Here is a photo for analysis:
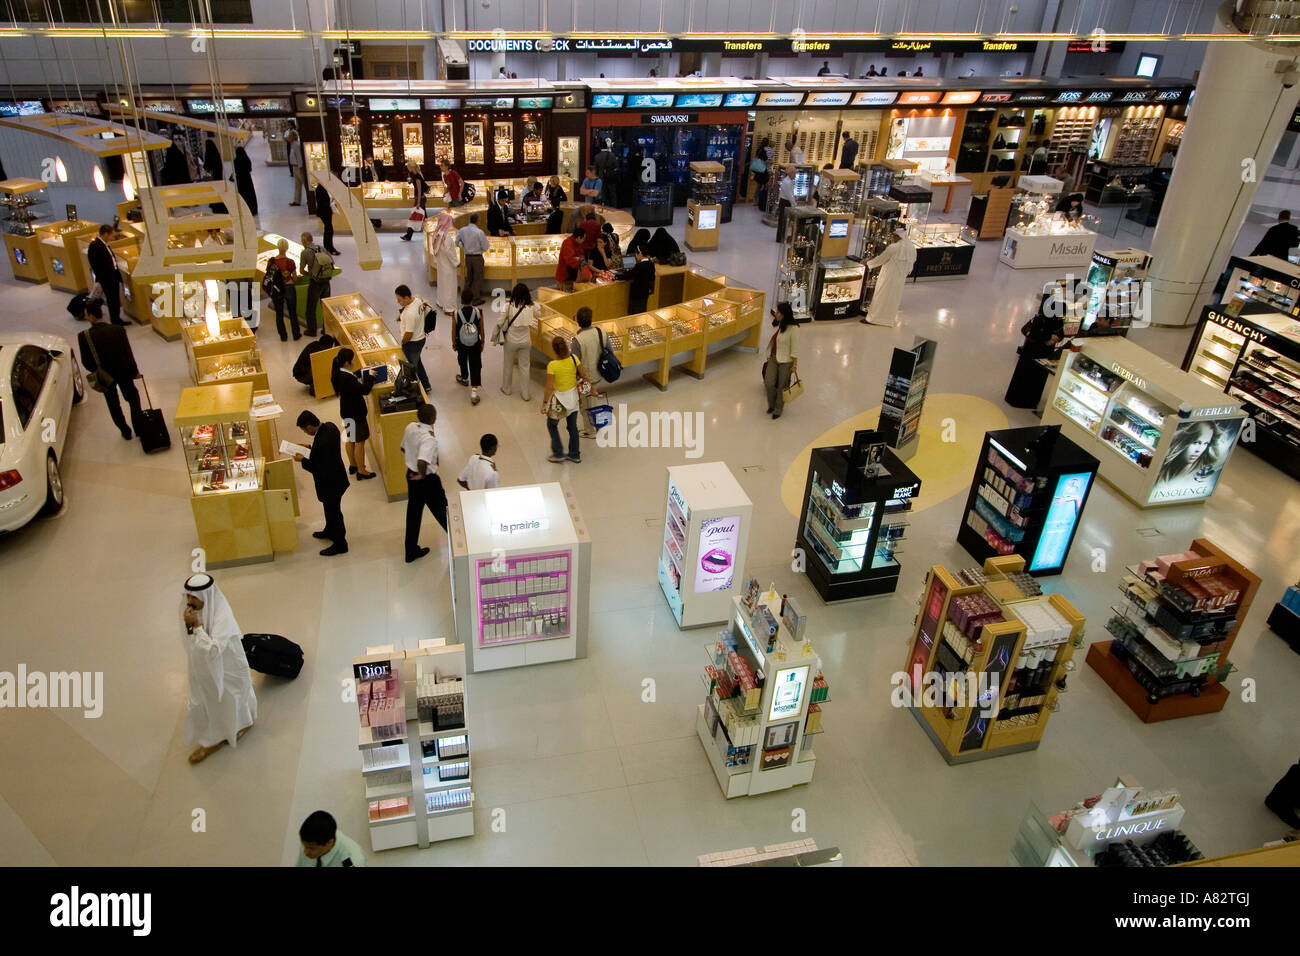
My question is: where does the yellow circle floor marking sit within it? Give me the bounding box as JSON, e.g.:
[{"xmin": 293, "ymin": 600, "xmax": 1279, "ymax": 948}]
[{"xmin": 780, "ymin": 393, "xmax": 1010, "ymax": 518}]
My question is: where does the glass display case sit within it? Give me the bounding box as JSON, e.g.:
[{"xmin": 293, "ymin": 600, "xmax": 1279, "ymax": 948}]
[
  {"xmin": 464, "ymin": 120, "xmax": 485, "ymax": 164},
  {"xmin": 889, "ymin": 183, "xmax": 932, "ymax": 239},
  {"xmin": 371, "ymin": 124, "xmax": 393, "ymax": 165},
  {"xmin": 493, "ymin": 121, "xmax": 514, "ymax": 164},
  {"xmin": 181, "ymin": 415, "xmax": 263, "ymax": 496},
  {"xmin": 817, "ymin": 260, "xmax": 865, "ymax": 320},
  {"xmin": 513, "ymin": 234, "xmax": 564, "ymax": 269},
  {"xmin": 194, "ymin": 347, "xmax": 268, "ymax": 391},
  {"xmin": 634, "ymin": 183, "xmax": 674, "ymax": 228},
  {"xmin": 691, "ymin": 164, "xmax": 723, "ymax": 205},
  {"xmin": 522, "ymin": 117, "xmax": 544, "ymax": 164},
  {"xmin": 818, "ymin": 169, "xmax": 860, "ymax": 215},
  {"xmin": 915, "ymin": 224, "xmax": 976, "ymax": 249},
  {"xmin": 695, "ymin": 296, "xmax": 738, "ymax": 335},
  {"xmin": 432, "ymin": 120, "xmax": 454, "ymax": 167},
  {"xmin": 657, "ymin": 305, "xmax": 705, "ymax": 350},
  {"xmin": 911, "ymin": 223, "xmax": 978, "ymax": 280},
  {"xmin": 340, "ymin": 119, "xmax": 362, "ymax": 168},
  {"xmin": 557, "ymin": 136, "xmax": 580, "ymax": 180},
  {"xmin": 777, "ymin": 208, "xmax": 826, "ymax": 321},
  {"xmin": 1, "ymin": 183, "xmax": 46, "ymax": 237},
  {"xmin": 483, "ymin": 236, "xmax": 513, "ymax": 278},
  {"xmin": 401, "ymin": 122, "xmax": 424, "ymax": 168},
  {"xmin": 623, "ymin": 312, "xmax": 668, "ymax": 361},
  {"xmin": 856, "ymin": 197, "xmax": 900, "ymax": 263}
]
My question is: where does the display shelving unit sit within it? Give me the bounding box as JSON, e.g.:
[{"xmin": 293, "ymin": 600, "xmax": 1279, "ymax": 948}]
[
  {"xmin": 796, "ymin": 433, "xmax": 921, "ymax": 602},
  {"xmin": 903, "ymin": 555, "xmax": 1084, "ymax": 764},
  {"xmin": 1216, "ymin": 255, "xmax": 1300, "ymax": 317},
  {"xmin": 777, "ymin": 206, "xmax": 826, "ymax": 321},
  {"xmin": 685, "ymin": 160, "xmax": 724, "ymax": 252},
  {"xmin": 658, "ymin": 462, "xmax": 753, "ymax": 629},
  {"xmin": 1, "ymin": 177, "xmax": 49, "ymax": 282},
  {"xmin": 876, "ymin": 338, "xmax": 937, "ymax": 461},
  {"xmin": 1042, "ymin": 337, "xmax": 1246, "ymax": 508},
  {"xmin": 957, "ymin": 425, "xmax": 1099, "ymax": 577},
  {"xmin": 697, "ymin": 591, "xmax": 829, "ymax": 798},
  {"xmin": 1182, "ymin": 302, "xmax": 1300, "ymax": 481},
  {"xmin": 1086, "ymin": 538, "xmax": 1260, "ymax": 722},
  {"xmin": 447, "ymin": 482, "xmax": 592, "ymax": 673},
  {"xmin": 354, "ymin": 642, "xmax": 473, "ymax": 852}
]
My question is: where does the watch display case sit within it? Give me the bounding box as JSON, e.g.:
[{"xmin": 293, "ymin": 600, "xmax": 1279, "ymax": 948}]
[
  {"xmin": 493, "ymin": 121, "xmax": 513, "ymax": 164},
  {"xmin": 691, "ymin": 162, "xmax": 724, "ymax": 205},
  {"xmin": 402, "ymin": 121, "xmax": 424, "ymax": 168},
  {"xmin": 889, "ymin": 183, "xmax": 932, "ymax": 239},
  {"xmin": 1183, "ymin": 303, "xmax": 1300, "ymax": 481},
  {"xmin": 903, "ymin": 556, "xmax": 1084, "ymax": 764},
  {"xmin": 182, "ymin": 413, "xmax": 262, "ymax": 496},
  {"xmin": 521, "ymin": 118, "xmax": 544, "ymax": 164},
  {"xmin": 1043, "ymin": 338, "xmax": 1246, "ymax": 508},
  {"xmin": 911, "ymin": 223, "xmax": 978, "ymax": 279},
  {"xmin": 817, "ymin": 168, "xmax": 860, "ymax": 215},
  {"xmin": 431, "ymin": 120, "xmax": 454, "ymax": 167},
  {"xmin": 193, "ymin": 347, "xmax": 268, "ymax": 391},
  {"xmin": 557, "ymin": 136, "xmax": 580, "ymax": 179},
  {"xmin": 464, "ymin": 119, "xmax": 485, "ymax": 165},
  {"xmin": 816, "ymin": 260, "xmax": 865, "ymax": 320},
  {"xmin": 777, "ymin": 207, "xmax": 825, "ymax": 321},
  {"xmin": 796, "ymin": 439, "xmax": 921, "ymax": 602},
  {"xmin": 511, "ymin": 234, "xmax": 565, "ymax": 279},
  {"xmin": 339, "ymin": 120, "xmax": 362, "ymax": 168},
  {"xmin": 371, "ymin": 124, "xmax": 394, "ymax": 165}
]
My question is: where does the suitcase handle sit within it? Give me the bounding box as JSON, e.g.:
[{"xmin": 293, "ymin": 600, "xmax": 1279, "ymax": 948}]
[{"xmin": 137, "ymin": 374, "xmax": 156, "ymax": 411}]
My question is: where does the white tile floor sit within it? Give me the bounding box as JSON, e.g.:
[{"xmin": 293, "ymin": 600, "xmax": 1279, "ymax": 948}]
[{"xmin": 1, "ymin": 138, "xmax": 1297, "ymax": 867}]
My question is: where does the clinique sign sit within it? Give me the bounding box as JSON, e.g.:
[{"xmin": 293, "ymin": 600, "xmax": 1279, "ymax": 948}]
[{"xmin": 1094, "ymin": 818, "xmax": 1167, "ymax": 841}]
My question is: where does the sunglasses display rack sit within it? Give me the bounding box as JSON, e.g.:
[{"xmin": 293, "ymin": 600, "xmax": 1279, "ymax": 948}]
[{"xmin": 355, "ymin": 642, "xmax": 474, "ymax": 851}]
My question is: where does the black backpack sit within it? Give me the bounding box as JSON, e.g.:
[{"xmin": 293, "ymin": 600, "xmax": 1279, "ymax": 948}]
[{"xmin": 261, "ymin": 264, "xmax": 284, "ymax": 298}]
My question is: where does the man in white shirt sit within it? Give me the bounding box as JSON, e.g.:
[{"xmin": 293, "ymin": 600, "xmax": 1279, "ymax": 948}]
[
  {"xmin": 455, "ymin": 213, "xmax": 490, "ymax": 304},
  {"xmin": 457, "ymin": 434, "xmax": 499, "ymax": 490},
  {"xmin": 401, "ymin": 403, "xmax": 446, "ymax": 563},
  {"xmin": 296, "ymin": 811, "xmax": 366, "ymax": 867},
  {"xmin": 394, "ymin": 283, "xmax": 432, "ymax": 393},
  {"xmin": 789, "ymin": 141, "xmax": 806, "ymax": 167},
  {"xmin": 775, "ymin": 168, "xmax": 797, "ymax": 244}
]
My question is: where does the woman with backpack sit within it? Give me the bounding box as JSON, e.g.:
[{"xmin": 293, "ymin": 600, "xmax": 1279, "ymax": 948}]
[
  {"xmin": 495, "ymin": 283, "xmax": 541, "ymax": 402},
  {"xmin": 453, "ymin": 289, "xmax": 485, "ymax": 405},
  {"xmin": 751, "ymin": 137, "xmax": 773, "ymax": 209}
]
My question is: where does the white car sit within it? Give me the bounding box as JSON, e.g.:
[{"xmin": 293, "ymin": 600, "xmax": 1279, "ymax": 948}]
[{"xmin": 0, "ymin": 332, "xmax": 83, "ymax": 532}]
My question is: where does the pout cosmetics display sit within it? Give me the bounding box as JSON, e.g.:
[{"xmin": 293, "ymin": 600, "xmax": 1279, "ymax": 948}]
[
  {"xmin": 354, "ymin": 642, "xmax": 473, "ymax": 852},
  {"xmin": 447, "ymin": 483, "xmax": 591, "ymax": 673},
  {"xmin": 903, "ymin": 555, "xmax": 1084, "ymax": 764},
  {"xmin": 1086, "ymin": 538, "xmax": 1260, "ymax": 722},
  {"xmin": 697, "ymin": 587, "xmax": 830, "ymax": 798},
  {"xmin": 658, "ymin": 462, "xmax": 753, "ymax": 629}
]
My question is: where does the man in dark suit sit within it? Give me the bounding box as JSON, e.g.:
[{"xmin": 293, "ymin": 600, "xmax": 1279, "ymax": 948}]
[
  {"xmin": 617, "ymin": 248, "xmax": 656, "ymax": 315},
  {"xmin": 77, "ymin": 300, "xmax": 141, "ymax": 441},
  {"xmin": 1251, "ymin": 209, "xmax": 1300, "ymax": 262},
  {"xmin": 295, "ymin": 410, "xmax": 350, "ymax": 556},
  {"xmin": 839, "ymin": 131, "xmax": 859, "ymax": 170},
  {"xmin": 87, "ymin": 224, "xmax": 127, "ymax": 325},
  {"xmin": 487, "ymin": 190, "xmax": 514, "ymax": 237}
]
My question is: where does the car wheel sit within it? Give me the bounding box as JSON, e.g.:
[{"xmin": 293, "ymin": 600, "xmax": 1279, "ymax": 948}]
[
  {"xmin": 72, "ymin": 356, "xmax": 86, "ymax": 404},
  {"xmin": 39, "ymin": 452, "xmax": 64, "ymax": 516}
]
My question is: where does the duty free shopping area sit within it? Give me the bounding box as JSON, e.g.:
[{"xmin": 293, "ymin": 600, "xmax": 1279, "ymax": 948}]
[{"xmin": 0, "ymin": 1, "xmax": 1299, "ymax": 899}]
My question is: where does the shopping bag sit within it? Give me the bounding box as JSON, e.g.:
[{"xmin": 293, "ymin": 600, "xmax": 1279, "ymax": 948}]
[
  {"xmin": 784, "ymin": 371, "xmax": 804, "ymax": 404},
  {"xmin": 588, "ymin": 404, "xmax": 614, "ymax": 430}
]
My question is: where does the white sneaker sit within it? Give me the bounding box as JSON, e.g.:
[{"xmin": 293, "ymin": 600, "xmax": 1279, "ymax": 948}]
[{"xmin": 470, "ymin": 388, "xmax": 480, "ymax": 405}]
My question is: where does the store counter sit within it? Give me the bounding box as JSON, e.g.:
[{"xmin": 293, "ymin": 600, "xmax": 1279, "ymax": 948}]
[
  {"xmin": 35, "ymin": 220, "xmax": 99, "ymax": 292},
  {"xmin": 999, "ymin": 224, "xmax": 1097, "ymax": 270},
  {"xmin": 534, "ymin": 267, "xmax": 764, "ymax": 390},
  {"xmin": 1042, "ymin": 337, "xmax": 1245, "ymax": 508}
]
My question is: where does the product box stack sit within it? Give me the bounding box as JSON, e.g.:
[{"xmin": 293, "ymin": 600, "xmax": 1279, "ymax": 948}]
[{"xmin": 358, "ymin": 673, "xmax": 405, "ymax": 740}]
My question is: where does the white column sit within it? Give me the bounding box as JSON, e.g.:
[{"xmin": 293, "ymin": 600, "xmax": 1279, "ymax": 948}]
[{"xmin": 1146, "ymin": 2, "xmax": 1300, "ymax": 327}]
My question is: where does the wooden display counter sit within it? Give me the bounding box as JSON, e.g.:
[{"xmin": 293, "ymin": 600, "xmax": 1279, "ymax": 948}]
[
  {"xmin": 73, "ymin": 223, "xmax": 147, "ymax": 322},
  {"xmin": 192, "ymin": 346, "xmax": 269, "ymax": 391},
  {"xmin": 35, "ymin": 220, "xmax": 98, "ymax": 292},
  {"xmin": 0, "ymin": 177, "xmax": 48, "ymax": 282},
  {"xmin": 533, "ymin": 266, "xmax": 764, "ymax": 390},
  {"xmin": 903, "ymin": 556, "xmax": 1083, "ymax": 764},
  {"xmin": 4, "ymin": 231, "xmax": 45, "ymax": 282},
  {"xmin": 184, "ymin": 316, "xmax": 256, "ymax": 365},
  {"xmin": 174, "ymin": 382, "xmax": 298, "ymax": 567},
  {"xmin": 322, "ymin": 292, "xmax": 428, "ymax": 501}
]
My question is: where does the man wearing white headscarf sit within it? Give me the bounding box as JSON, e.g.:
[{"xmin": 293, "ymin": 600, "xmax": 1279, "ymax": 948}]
[
  {"xmin": 861, "ymin": 225, "xmax": 917, "ymax": 328},
  {"xmin": 182, "ymin": 573, "xmax": 257, "ymax": 764},
  {"xmin": 429, "ymin": 211, "xmax": 459, "ymax": 320}
]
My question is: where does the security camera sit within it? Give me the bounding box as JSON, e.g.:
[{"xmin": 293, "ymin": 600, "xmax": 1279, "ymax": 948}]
[{"xmin": 1286, "ymin": 71, "xmax": 1299, "ymax": 88}]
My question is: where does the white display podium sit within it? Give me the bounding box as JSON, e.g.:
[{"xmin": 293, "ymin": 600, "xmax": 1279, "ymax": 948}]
[
  {"xmin": 448, "ymin": 482, "xmax": 592, "ymax": 672},
  {"xmin": 1017, "ymin": 174, "xmax": 1065, "ymax": 195},
  {"xmin": 658, "ymin": 462, "xmax": 753, "ymax": 628},
  {"xmin": 999, "ymin": 225, "xmax": 1098, "ymax": 270}
]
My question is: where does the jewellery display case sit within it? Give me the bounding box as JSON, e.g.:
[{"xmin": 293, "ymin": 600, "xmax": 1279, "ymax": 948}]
[
  {"xmin": 1086, "ymin": 539, "xmax": 1260, "ymax": 722},
  {"xmin": 371, "ymin": 124, "xmax": 394, "ymax": 165},
  {"xmin": 686, "ymin": 160, "xmax": 724, "ymax": 252},
  {"xmin": 322, "ymin": 292, "xmax": 427, "ymax": 500},
  {"xmin": 634, "ymin": 182, "xmax": 674, "ymax": 227},
  {"xmin": 192, "ymin": 346, "xmax": 269, "ymax": 391},
  {"xmin": 430, "ymin": 119, "xmax": 454, "ymax": 167},
  {"xmin": 35, "ymin": 219, "xmax": 98, "ymax": 292},
  {"xmin": 912, "ymin": 223, "xmax": 977, "ymax": 279},
  {"xmin": 1, "ymin": 178, "xmax": 49, "ymax": 282},
  {"xmin": 761, "ymin": 163, "xmax": 816, "ymax": 226},
  {"xmin": 1182, "ymin": 303, "xmax": 1300, "ymax": 481},
  {"xmin": 796, "ymin": 435, "xmax": 921, "ymax": 602},
  {"xmin": 492, "ymin": 121, "xmax": 513, "ymax": 164},
  {"xmin": 354, "ymin": 643, "xmax": 474, "ymax": 852},
  {"xmin": 521, "ymin": 117, "xmax": 544, "ymax": 164},
  {"xmin": 777, "ymin": 207, "xmax": 826, "ymax": 321},
  {"xmin": 1042, "ymin": 337, "xmax": 1246, "ymax": 508},
  {"xmin": 339, "ymin": 119, "xmax": 362, "ymax": 169},
  {"xmin": 482, "ymin": 235, "xmax": 514, "ymax": 280},
  {"xmin": 463, "ymin": 120, "xmax": 485, "ymax": 165},
  {"xmin": 658, "ymin": 462, "xmax": 753, "ymax": 628},
  {"xmin": 511, "ymin": 234, "xmax": 565, "ymax": 281},
  {"xmin": 999, "ymin": 180, "xmax": 1098, "ymax": 269},
  {"xmin": 173, "ymin": 382, "xmax": 298, "ymax": 565},
  {"xmin": 903, "ymin": 555, "xmax": 1084, "ymax": 764},
  {"xmin": 816, "ymin": 260, "xmax": 866, "ymax": 320},
  {"xmin": 957, "ymin": 426, "xmax": 1100, "ymax": 577},
  {"xmin": 402, "ymin": 121, "xmax": 424, "ymax": 168},
  {"xmin": 557, "ymin": 136, "xmax": 580, "ymax": 180},
  {"xmin": 352, "ymin": 180, "xmax": 415, "ymax": 224},
  {"xmin": 697, "ymin": 590, "xmax": 830, "ymax": 797},
  {"xmin": 889, "ymin": 182, "xmax": 932, "ymax": 239},
  {"xmin": 817, "ymin": 168, "xmax": 860, "ymax": 215},
  {"xmin": 183, "ymin": 315, "xmax": 256, "ymax": 365},
  {"xmin": 447, "ymin": 483, "xmax": 591, "ymax": 673}
]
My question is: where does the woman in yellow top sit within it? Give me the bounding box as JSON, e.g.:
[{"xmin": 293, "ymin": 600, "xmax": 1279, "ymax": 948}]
[{"xmin": 543, "ymin": 336, "xmax": 583, "ymax": 463}]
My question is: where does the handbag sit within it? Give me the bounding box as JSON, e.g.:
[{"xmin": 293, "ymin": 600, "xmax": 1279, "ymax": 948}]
[
  {"xmin": 545, "ymin": 394, "xmax": 566, "ymax": 420},
  {"xmin": 493, "ymin": 305, "xmax": 525, "ymax": 346},
  {"xmin": 80, "ymin": 328, "xmax": 114, "ymax": 392},
  {"xmin": 784, "ymin": 370, "xmax": 804, "ymax": 404},
  {"xmin": 573, "ymin": 356, "xmax": 594, "ymax": 397},
  {"xmin": 408, "ymin": 206, "xmax": 426, "ymax": 223}
]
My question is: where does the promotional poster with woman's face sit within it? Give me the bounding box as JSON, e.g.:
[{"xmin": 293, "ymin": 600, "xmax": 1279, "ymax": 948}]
[{"xmin": 1147, "ymin": 419, "xmax": 1242, "ymax": 504}]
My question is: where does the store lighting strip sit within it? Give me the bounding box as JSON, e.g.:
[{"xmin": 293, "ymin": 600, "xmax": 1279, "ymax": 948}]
[{"xmin": 1, "ymin": 28, "xmax": 1298, "ymax": 43}]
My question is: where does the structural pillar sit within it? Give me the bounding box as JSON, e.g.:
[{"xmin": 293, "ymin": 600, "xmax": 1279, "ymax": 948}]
[{"xmin": 1147, "ymin": 2, "xmax": 1300, "ymax": 327}]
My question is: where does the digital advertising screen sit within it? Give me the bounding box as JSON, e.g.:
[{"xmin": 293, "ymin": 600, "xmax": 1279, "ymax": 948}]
[
  {"xmin": 1030, "ymin": 471, "xmax": 1094, "ymax": 572},
  {"xmin": 694, "ymin": 514, "xmax": 741, "ymax": 593},
  {"xmin": 768, "ymin": 665, "xmax": 810, "ymax": 722}
]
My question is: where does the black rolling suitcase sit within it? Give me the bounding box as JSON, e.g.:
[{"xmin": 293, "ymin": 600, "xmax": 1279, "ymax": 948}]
[
  {"xmin": 1265, "ymin": 763, "xmax": 1300, "ymax": 828},
  {"xmin": 135, "ymin": 376, "xmax": 171, "ymax": 453},
  {"xmin": 241, "ymin": 633, "xmax": 304, "ymax": 679}
]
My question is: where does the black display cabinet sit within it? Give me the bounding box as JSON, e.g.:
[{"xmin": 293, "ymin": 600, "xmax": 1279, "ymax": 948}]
[
  {"xmin": 634, "ymin": 183, "xmax": 674, "ymax": 227},
  {"xmin": 957, "ymin": 426, "xmax": 1100, "ymax": 577},
  {"xmin": 1181, "ymin": 303, "xmax": 1300, "ymax": 482},
  {"xmin": 797, "ymin": 433, "xmax": 922, "ymax": 602}
]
